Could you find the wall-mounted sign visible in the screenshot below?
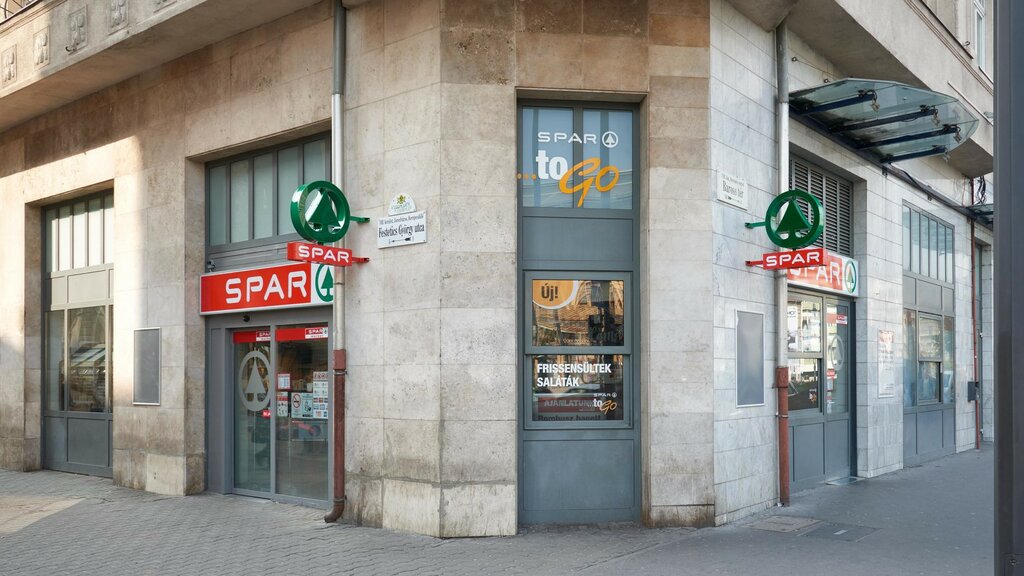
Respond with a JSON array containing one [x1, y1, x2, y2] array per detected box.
[[200, 262, 334, 315], [377, 211, 426, 248], [746, 247, 826, 270], [746, 189, 823, 249], [287, 241, 367, 267], [788, 251, 859, 297], [290, 180, 369, 244], [717, 171, 748, 211], [878, 329, 896, 398], [388, 194, 416, 216]]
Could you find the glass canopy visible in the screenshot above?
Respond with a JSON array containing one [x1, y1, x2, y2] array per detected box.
[[790, 79, 979, 164]]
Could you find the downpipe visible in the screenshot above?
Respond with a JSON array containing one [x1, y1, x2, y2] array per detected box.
[[325, 0, 348, 524], [775, 18, 791, 507]]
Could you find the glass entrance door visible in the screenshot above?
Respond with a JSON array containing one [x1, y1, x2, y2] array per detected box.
[[230, 323, 330, 503], [787, 293, 854, 490]]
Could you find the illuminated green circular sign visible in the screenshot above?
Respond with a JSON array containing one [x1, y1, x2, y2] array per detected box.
[[290, 180, 352, 244], [763, 189, 824, 249]]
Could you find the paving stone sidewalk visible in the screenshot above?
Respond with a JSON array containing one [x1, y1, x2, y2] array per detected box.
[[0, 447, 992, 576]]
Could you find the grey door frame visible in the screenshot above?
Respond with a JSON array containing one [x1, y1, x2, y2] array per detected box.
[[516, 99, 642, 524], [787, 289, 857, 491], [205, 306, 333, 509]]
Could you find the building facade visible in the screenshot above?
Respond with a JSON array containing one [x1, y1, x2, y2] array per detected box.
[[0, 0, 994, 536]]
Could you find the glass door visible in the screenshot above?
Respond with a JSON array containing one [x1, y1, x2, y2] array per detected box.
[[230, 323, 330, 502]]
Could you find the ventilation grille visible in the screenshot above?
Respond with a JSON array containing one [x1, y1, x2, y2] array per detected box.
[[791, 159, 853, 256]]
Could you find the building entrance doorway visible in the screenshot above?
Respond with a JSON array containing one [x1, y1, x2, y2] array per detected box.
[[207, 308, 331, 505], [787, 292, 856, 490]]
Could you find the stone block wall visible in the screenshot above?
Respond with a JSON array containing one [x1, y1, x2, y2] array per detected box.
[[0, 2, 334, 493]]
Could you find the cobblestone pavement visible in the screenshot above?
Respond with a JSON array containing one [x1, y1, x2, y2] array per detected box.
[[0, 447, 992, 576]]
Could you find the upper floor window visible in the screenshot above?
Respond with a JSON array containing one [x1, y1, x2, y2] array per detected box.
[[207, 134, 330, 251], [790, 158, 853, 256], [45, 192, 114, 274], [974, 0, 987, 71], [518, 103, 635, 210], [902, 205, 954, 283]]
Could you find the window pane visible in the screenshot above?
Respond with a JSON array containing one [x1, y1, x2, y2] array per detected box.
[[911, 210, 920, 273], [788, 358, 820, 411], [520, 107, 575, 208], [904, 310, 917, 408], [45, 209, 57, 274], [531, 354, 625, 422], [278, 147, 300, 235], [230, 160, 251, 243], [234, 328, 271, 493], [580, 109, 632, 209], [787, 297, 822, 354], [532, 279, 624, 347], [67, 306, 107, 413], [946, 226, 954, 283], [902, 206, 910, 270], [936, 222, 946, 282], [825, 305, 850, 414], [72, 201, 87, 269], [253, 154, 274, 240], [919, 316, 942, 359], [943, 317, 955, 403], [58, 205, 71, 271], [209, 165, 228, 246], [929, 219, 938, 280], [918, 361, 940, 403], [103, 195, 114, 264], [88, 198, 103, 267], [303, 140, 327, 182], [45, 311, 64, 412]]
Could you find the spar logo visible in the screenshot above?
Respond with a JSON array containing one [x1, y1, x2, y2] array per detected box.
[[844, 260, 857, 294], [519, 131, 622, 206]]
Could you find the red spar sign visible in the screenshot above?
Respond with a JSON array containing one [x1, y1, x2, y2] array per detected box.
[[746, 247, 826, 270], [286, 241, 369, 267], [200, 262, 332, 315]]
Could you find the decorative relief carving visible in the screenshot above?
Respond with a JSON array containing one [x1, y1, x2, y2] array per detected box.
[[34, 29, 50, 67], [1, 47, 15, 87], [110, 0, 127, 30], [68, 8, 88, 53]]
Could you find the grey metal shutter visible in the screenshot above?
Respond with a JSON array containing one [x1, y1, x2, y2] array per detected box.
[[790, 158, 853, 256]]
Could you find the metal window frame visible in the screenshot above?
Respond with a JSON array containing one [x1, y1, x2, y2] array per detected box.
[[205, 132, 331, 255], [902, 202, 956, 287]]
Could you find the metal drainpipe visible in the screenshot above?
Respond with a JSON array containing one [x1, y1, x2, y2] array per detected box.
[[971, 218, 981, 449], [775, 18, 791, 507], [325, 0, 348, 524]]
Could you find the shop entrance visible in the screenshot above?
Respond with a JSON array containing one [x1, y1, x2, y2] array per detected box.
[[207, 309, 331, 505], [787, 292, 856, 490], [517, 101, 640, 524]]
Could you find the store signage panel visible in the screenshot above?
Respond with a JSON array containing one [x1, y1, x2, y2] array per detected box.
[[200, 262, 334, 315], [287, 241, 366, 267], [746, 189, 823, 249], [746, 247, 826, 271], [788, 252, 859, 297]]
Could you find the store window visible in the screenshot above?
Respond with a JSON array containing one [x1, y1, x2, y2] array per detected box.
[[902, 205, 954, 283], [790, 158, 853, 256], [903, 310, 955, 407], [207, 134, 329, 250], [519, 104, 634, 210]]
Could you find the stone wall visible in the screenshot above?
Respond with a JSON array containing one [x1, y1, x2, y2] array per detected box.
[[0, 2, 334, 493]]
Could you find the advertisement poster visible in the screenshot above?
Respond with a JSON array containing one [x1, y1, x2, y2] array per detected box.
[[878, 329, 896, 398], [276, 392, 289, 417], [291, 392, 313, 419], [312, 380, 329, 420], [277, 373, 291, 390]]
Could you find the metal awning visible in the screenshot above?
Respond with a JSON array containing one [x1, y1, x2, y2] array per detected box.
[[967, 203, 993, 226], [790, 79, 979, 164]]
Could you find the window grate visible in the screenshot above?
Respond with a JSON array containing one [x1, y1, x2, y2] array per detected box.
[[790, 159, 854, 256]]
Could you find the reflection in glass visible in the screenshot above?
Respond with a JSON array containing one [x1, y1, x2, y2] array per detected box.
[[825, 305, 849, 414], [918, 316, 942, 359], [904, 309, 917, 408], [532, 280, 625, 347], [581, 109, 633, 209], [911, 211, 920, 273], [45, 311, 65, 412], [67, 307, 106, 413], [276, 325, 329, 501], [234, 329, 271, 493], [531, 354, 624, 422], [278, 147, 300, 235], [520, 107, 575, 208], [902, 206, 910, 270], [209, 165, 228, 245], [253, 154, 274, 239], [788, 358, 820, 411], [943, 317, 955, 404], [787, 298, 822, 353], [919, 361, 940, 403], [303, 140, 327, 182], [230, 160, 250, 243]]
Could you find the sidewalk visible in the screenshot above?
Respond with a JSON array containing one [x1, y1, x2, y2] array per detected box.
[[0, 447, 992, 576]]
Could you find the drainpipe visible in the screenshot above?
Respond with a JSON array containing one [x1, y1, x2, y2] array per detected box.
[[324, 0, 348, 524], [775, 18, 791, 507], [971, 218, 981, 449]]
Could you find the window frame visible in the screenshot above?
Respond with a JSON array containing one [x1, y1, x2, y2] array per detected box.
[[205, 132, 331, 256], [901, 204, 956, 286], [789, 156, 854, 257]]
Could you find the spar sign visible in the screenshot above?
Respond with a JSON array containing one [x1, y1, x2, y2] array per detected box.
[[287, 180, 370, 266], [788, 251, 859, 297], [200, 262, 335, 315]]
